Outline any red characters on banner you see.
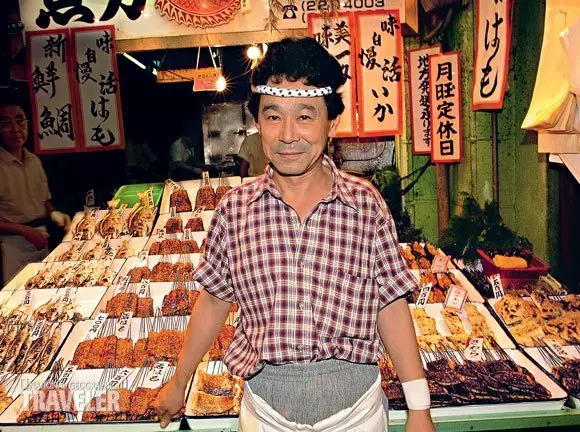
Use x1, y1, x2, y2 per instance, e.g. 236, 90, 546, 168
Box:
308, 12, 357, 137
472, 0, 512, 110
408, 46, 441, 154
429, 52, 463, 163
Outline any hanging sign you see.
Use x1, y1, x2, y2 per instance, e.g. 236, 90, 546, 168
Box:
193, 68, 221, 92
429, 52, 463, 163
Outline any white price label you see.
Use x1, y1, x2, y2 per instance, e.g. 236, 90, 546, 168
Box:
117, 203, 128, 216
138, 250, 149, 262
85, 189, 95, 207
86, 313, 108, 340
165, 179, 181, 192
62, 288, 72, 304
145, 188, 155, 208
157, 228, 166, 240
183, 228, 192, 241
104, 247, 116, 260
74, 230, 83, 241
56, 365, 78, 387
464, 338, 484, 361
89, 207, 99, 218
144, 361, 170, 387
116, 275, 131, 292
138, 279, 150, 298
489, 274, 505, 299
202, 171, 211, 187
116, 311, 133, 338
75, 241, 85, 252
23, 290, 32, 306
415, 284, 432, 308
192, 207, 204, 218
107, 367, 132, 389
30, 320, 46, 342
430, 255, 450, 273
544, 339, 575, 360
444, 285, 468, 312
169, 207, 177, 218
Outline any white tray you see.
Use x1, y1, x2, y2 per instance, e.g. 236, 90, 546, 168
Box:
409, 303, 515, 349
152, 211, 215, 235
2, 260, 125, 291
0, 373, 38, 416
45, 238, 147, 263
390, 349, 568, 420
524, 346, 580, 396
160, 177, 242, 215
0, 367, 185, 429
143, 232, 207, 254
410, 269, 484, 303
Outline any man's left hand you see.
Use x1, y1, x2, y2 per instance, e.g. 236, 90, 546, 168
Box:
50, 211, 72, 233
407, 409, 435, 432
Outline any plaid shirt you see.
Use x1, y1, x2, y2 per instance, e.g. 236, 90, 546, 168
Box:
193, 156, 418, 377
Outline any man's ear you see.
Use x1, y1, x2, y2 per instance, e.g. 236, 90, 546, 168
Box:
328, 115, 341, 138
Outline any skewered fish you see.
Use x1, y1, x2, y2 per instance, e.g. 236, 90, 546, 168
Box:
58, 243, 82, 262
115, 238, 134, 259
195, 186, 216, 211
128, 191, 155, 237
75, 211, 96, 240
98, 205, 124, 239
170, 189, 192, 213
82, 241, 104, 260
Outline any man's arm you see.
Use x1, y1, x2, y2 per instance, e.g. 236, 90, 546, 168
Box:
156, 289, 231, 428
0, 220, 48, 249
378, 298, 434, 431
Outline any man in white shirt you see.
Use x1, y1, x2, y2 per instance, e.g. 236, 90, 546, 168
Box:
169, 136, 203, 180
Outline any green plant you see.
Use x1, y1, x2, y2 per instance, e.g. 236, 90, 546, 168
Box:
440, 193, 532, 261
371, 166, 424, 242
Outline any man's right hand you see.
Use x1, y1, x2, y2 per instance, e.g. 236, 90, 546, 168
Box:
21, 226, 49, 250
155, 377, 186, 429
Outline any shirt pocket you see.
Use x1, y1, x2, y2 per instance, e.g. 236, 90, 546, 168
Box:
318, 269, 378, 339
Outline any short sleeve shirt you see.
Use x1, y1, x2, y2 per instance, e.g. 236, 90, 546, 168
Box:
193, 156, 418, 377
169, 138, 193, 171
237, 133, 268, 177
0, 147, 51, 224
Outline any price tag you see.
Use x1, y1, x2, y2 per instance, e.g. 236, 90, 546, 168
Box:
233, 315, 240, 326
117, 203, 128, 216
138, 250, 149, 262
489, 274, 505, 299
30, 320, 46, 342
116, 312, 133, 338
444, 285, 468, 312
74, 230, 83, 241
62, 288, 72, 304
202, 171, 211, 187
56, 365, 78, 387
165, 179, 181, 193
143, 361, 170, 387
192, 207, 204, 218
104, 247, 116, 260
23, 290, 32, 306
86, 313, 108, 340
145, 188, 155, 208
430, 255, 450, 273
89, 207, 99, 218
183, 228, 192, 241
85, 189, 95, 207
464, 337, 484, 361
138, 279, 150, 298
544, 339, 575, 360
106, 367, 132, 389
169, 207, 177, 218
415, 284, 432, 308
116, 275, 131, 292
157, 228, 166, 240
453, 258, 466, 270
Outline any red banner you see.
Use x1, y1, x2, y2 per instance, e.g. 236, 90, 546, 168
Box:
429, 52, 463, 163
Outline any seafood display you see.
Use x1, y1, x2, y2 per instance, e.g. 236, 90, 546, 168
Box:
408, 270, 483, 303
400, 241, 447, 270
98, 204, 125, 239
215, 185, 232, 205
149, 238, 202, 255
24, 262, 120, 289
170, 189, 192, 213
188, 362, 244, 416
195, 186, 216, 211
74, 211, 97, 240
128, 191, 156, 237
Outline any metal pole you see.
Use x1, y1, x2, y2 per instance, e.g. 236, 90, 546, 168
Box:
491, 112, 499, 204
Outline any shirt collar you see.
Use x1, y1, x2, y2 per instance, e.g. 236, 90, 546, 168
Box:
0, 146, 31, 166
248, 154, 358, 211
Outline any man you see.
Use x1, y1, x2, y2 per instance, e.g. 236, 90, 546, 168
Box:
0, 102, 71, 285
169, 135, 203, 180
156, 38, 434, 431
238, 132, 268, 178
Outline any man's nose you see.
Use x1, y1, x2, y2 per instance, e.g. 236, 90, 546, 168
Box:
279, 117, 298, 143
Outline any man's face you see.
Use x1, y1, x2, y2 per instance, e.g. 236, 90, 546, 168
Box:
0, 105, 28, 151
256, 78, 339, 177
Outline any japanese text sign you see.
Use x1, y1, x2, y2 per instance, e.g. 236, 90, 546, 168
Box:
429, 52, 463, 163
473, 0, 512, 110
354, 10, 403, 137
71, 25, 125, 151
26, 29, 80, 154
408, 46, 441, 154
308, 12, 357, 137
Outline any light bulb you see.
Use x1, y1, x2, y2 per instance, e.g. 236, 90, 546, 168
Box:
247, 45, 261, 60
216, 76, 227, 92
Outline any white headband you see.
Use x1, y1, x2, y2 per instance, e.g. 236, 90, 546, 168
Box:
252, 85, 333, 97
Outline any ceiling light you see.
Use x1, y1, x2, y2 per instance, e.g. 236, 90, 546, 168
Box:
247, 45, 261, 60
216, 75, 227, 92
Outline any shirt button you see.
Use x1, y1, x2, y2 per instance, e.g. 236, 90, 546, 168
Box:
298, 301, 305, 310
298, 260, 305, 268
296, 344, 303, 351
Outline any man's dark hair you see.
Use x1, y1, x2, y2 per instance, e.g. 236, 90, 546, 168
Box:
248, 37, 346, 121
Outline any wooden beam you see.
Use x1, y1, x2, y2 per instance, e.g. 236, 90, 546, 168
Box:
117, 29, 308, 52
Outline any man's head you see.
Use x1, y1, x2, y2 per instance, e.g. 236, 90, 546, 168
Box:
249, 38, 346, 178
0, 103, 28, 152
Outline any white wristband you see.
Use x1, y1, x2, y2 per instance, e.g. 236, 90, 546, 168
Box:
401, 378, 431, 410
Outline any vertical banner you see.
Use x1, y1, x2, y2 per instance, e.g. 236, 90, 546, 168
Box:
408, 46, 441, 154
429, 52, 463, 163
308, 12, 357, 137
26, 30, 80, 154
354, 10, 403, 137
71, 25, 124, 151
472, 0, 512, 110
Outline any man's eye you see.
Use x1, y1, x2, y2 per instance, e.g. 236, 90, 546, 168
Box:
266, 115, 280, 121
299, 115, 312, 121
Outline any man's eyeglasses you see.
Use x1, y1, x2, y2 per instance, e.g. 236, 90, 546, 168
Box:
0, 118, 28, 131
